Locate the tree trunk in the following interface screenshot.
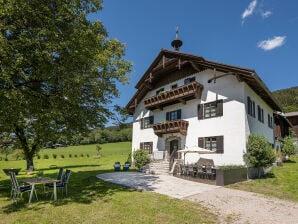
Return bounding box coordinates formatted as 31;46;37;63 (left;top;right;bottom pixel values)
14;125;36;170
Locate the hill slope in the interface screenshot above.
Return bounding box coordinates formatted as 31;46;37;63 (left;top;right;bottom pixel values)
272;86;298;112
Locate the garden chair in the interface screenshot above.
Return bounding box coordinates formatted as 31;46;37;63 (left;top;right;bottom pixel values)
47;169;71;197
9;171;38;203
206;165;216;179
45;167;64;191
196;165;205;179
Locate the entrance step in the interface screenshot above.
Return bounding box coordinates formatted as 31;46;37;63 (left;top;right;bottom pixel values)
146;160;170;175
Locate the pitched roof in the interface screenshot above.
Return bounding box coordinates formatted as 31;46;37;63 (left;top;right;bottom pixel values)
126;49;282;114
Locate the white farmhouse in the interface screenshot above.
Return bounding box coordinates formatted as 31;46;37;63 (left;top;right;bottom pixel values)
126;39;282;170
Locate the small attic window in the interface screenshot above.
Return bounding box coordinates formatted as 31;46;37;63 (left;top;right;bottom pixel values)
184;77;195;85
156;88;164;95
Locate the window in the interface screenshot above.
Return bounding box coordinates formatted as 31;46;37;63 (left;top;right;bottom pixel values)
184;76;195;85
171;84;178;89
198;100;223;120
198;136;224;153
268;114;273;128
166;109;181;121
247;96;255;117
140;116;154;129
140;142;153;154
156;88;164;95
257;105;264;123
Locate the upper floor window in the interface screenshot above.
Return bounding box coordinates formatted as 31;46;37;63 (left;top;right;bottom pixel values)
247;96;255;117
184;77;195;85
171;84;178;89
198;100;223;120
257;105;264;123
166;109;181;121
156;88;164;95
198;136;224;153
268;114;273;128
140;116;154;129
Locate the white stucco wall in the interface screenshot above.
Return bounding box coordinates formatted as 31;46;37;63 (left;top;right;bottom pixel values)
131;69;275;166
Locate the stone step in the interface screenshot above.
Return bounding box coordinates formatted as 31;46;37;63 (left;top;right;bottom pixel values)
146;160;170;175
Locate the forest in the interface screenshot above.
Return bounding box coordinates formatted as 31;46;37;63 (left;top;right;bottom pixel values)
272;86;298;112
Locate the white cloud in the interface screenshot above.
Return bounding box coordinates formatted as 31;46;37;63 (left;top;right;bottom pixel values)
257;36;286;51
242;0;258;20
261;10;272;18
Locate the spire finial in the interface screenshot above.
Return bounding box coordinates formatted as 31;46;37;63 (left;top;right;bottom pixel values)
171;27;183;51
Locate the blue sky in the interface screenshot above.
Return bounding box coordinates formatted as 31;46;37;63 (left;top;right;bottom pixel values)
90;0;298;118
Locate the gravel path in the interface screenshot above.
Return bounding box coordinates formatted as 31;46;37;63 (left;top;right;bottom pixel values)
97;172;298;224
186;187;298;224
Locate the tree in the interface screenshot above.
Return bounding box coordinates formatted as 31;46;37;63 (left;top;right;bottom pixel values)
243;134;276;178
0;0;131;169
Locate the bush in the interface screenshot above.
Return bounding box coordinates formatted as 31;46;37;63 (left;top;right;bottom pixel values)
43;154;49;159
61;154;65;159
80;154;84;157
74;154;77;158
69;154;72;158
243;134;276;178
52;154;57;159
133;149;151;169
281;136;296;159
86;154;89;157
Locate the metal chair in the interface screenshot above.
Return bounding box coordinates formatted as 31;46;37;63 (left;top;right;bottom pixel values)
206;166;216;179
47;169;71;197
9;171;38;203
196;165;205;179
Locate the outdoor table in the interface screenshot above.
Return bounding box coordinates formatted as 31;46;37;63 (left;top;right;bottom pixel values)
22;177;59;203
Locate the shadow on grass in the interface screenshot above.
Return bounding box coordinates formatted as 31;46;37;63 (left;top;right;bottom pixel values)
260;172;276;179
0;168;139;214
283;160;296;163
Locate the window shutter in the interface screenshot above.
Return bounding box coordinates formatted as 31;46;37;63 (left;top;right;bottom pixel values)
177;109;181;119
248;97;250;115
216;136;224;153
149;142;153;154
140;118;144;129
149;116;154;125
216;100;223;116
198;104;203;120
252;101;255;117
166;112;170;121
140;142;144;149
198;137;205;148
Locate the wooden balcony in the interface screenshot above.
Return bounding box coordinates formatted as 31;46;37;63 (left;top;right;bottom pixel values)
144;82;203;111
152;120;189;137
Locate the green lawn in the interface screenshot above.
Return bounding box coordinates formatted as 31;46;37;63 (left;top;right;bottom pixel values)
229;156;298;202
0;142;218;224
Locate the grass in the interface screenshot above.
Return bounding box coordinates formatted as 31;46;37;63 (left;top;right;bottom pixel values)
229;155;298;202
0;142;218;224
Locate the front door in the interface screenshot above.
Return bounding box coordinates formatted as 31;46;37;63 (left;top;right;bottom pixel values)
170;140;179;160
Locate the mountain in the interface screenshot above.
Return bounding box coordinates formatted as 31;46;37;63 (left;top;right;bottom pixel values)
272;86;298;112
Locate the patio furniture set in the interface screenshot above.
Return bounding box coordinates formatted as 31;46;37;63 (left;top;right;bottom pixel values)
179;163;216;180
8;167;71;203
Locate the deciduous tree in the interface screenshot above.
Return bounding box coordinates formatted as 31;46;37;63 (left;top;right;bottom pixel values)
0;0;131;169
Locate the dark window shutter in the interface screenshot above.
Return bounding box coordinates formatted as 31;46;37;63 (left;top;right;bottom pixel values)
177;109;181;119
216;136;224;153
198;104;203;120
149;142;153;154
166;112;170;121
140;118;144;129
149;116;154;125
252;101;255;117
140;142;144;149
216;100;223;116
198;137;205;148
247;96;251;115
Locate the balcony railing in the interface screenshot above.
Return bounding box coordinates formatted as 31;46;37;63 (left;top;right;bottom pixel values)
152;120;189;137
144;81;203;111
